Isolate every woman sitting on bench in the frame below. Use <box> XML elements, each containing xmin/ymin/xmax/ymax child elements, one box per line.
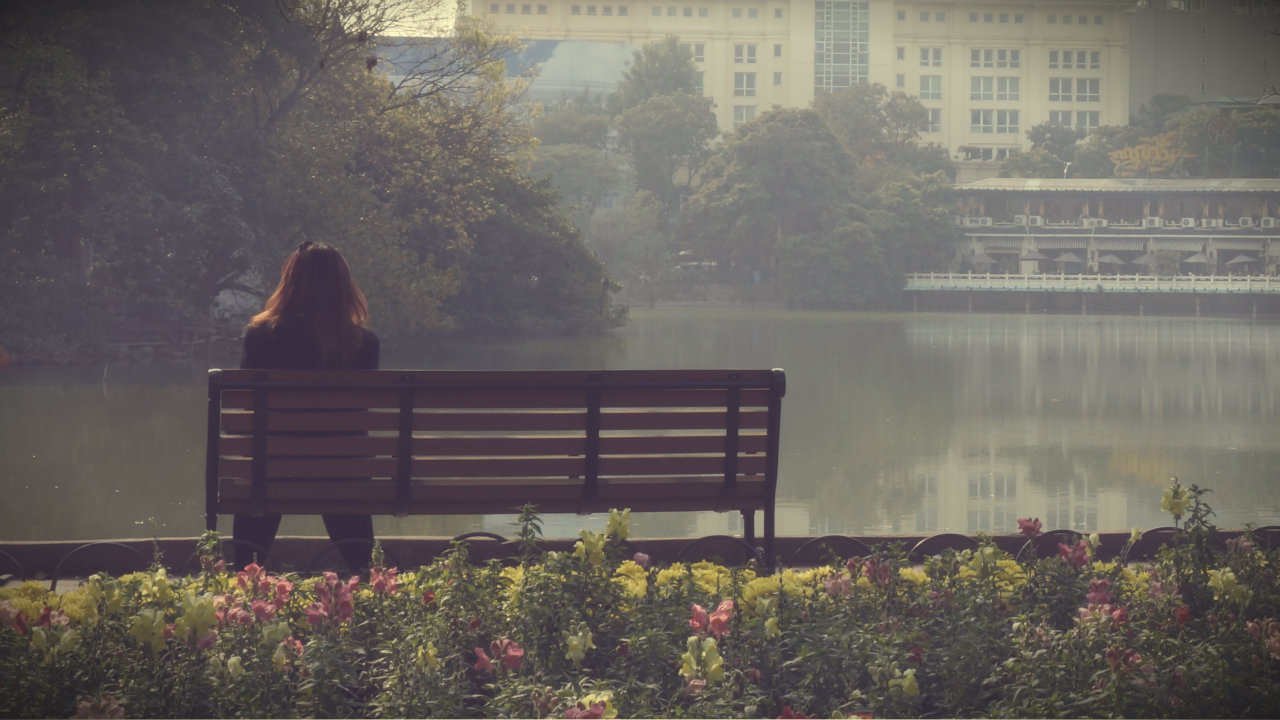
<box><xmin>233</xmin><ymin>241</ymin><xmax>380</xmax><ymax>572</ymax></box>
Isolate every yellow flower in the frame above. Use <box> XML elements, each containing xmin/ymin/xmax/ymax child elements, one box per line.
<box><xmin>57</xmin><ymin>589</ymin><xmax>99</xmax><ymax>627</ymax></box>
<box><xmin>740</xmin><ymin>576</ymin><xmax>783</xmax><ymax>617</ymax></box>
<box><xmin>690</xmin><ymin>561</ymin><xmax>730</xmax><ymax>595</ymax></box>
<box><xmin>606</xmin><ymin>508</ymin><xmax>631</xmax><ymax>541</ymax></box>
<box><xmin>129</xmin><ymin>608</ymin><xmax>168</xmax><ymax>654</ymax></box>
<box><xmin>500</xmin><ymin>565</ymin><xmax>525</xmax><ymax>599</ymax></box>
<box><xmin>1208</xmin><ymin>568</ymin><xmax>1253</xmax><ymax>606</ymax></box>
<box><xmin>678</xmin><ymin>635</ymin><xmax>700</xmax><ymax>680</ymax></box>
<box><xmin>416</xmin><ymin>642</ymin><xmax>440</xmax><ymax>672</ymax></box>
<box><xmin>701</xmin><ymin>637</ymin><xmax>724</xmax><ymax>684</ymax></box>
<box><xmin>577</xmin><ymin>692</ymin><xmax>618</xmax><ymax>718</ymax></box>
<box><xmin>656</xmin><ymin>563</ymin><xmax>688</xmax><ymax>587</ymax></box>
<box><xmin>565</xmin><ymin>626</ymin><xmax>595</xmax><ymax>664</ymax></box>
<box><xmin>892</xmin><ymin>667</ymin><xmax>920</xmax><ymax>697</ymax></box>
<box><xmin>898</xmin><ymin>566</ymin><xmax>929</xmax><ymax>586</ymax></box>
<box><xmin>613</xmin><ymin>560</ymin><xmax>648</xmax><ymax>598</ymax></box>
<box><xmin>573</xmin><ymin>530</ymin><xmax>606</xmax><ymax>566</ymax></box>
<box><xmin>226</xmin><ymin>655</ymin><xmax>245</xmax><ymax>679</ymax></box>
<box><xmin>764</xmin><ymin>615</ymin><xmax>780</xmax><ymax>638</ymax></box>
<box><xmin>1162</xmin><ymin>482</ymin><xmax>1191</xmax><ymax>520</ymax></box>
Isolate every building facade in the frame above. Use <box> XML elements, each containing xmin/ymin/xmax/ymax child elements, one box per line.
<box><xmin>470</xmin><ymin>0</ymin><xmax>1134</xmax><ymax>178</ymax></box>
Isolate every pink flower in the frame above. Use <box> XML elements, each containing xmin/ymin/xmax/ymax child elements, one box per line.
<box><xmin>370</xmin><ymin>566</ymin><xmax>399</xmax><ymax>595</ymax></box>
<box><xmin>492</xmin><ymin>637</ymin><xmax>524</xmax><ymax>670</ymax></box>
<box><xmin>1174</xmin><ymin>605</ymin><xmax>1192</xmax><ymax>626</ymax></box>
<box><xmin>632</xmin><ymin>552</ymin><xmax>650</xmax><ymax>568</ymax></box>
<box><xmin>1017</xmin><ymin>517</ymin><xmax>1043</xmax><ymax>538</ymax></box>
<box><xmin>305</xmin><ymin>604</ymin><xmax>329</xmax><ymax>627</ymax></box>
<box><xmin>824</xmin><ymin>575</ymin><xmax>853</xmax><ymax>598</ymax></box>
<box><xmin>474</xmin><ymin>647</ymin><xmax>494</xmax><ymax>673</ymax></box>
<box><xmin>1086</xmin><ymin>579</ymin><xmax>1113</xmax><ymax>606</ymax></box>
<box><xmin>251</xmin><ymin>599</ymin><xmax>277</xmax><ymax>622</ymax></box>
<box><xmin>1058</xmin><ymin>539</ymin><xmax>1090</xmax><ymax>569</ymax></box>
<box><xmin>708</xmin><ymin>600</ymin><xmax>734</xmax><ymax>637</ymax></box>
<box><xmin>1110</xmin><ymin>605</ymin><xmax>1129</xmax><ymax>625</ymax></box>
<box><xmin>227</xmin><ymin>606</ymin><xmax>254</xmax><ymax>626</ymax></box>
<box><xmin>689</xmin><ymin>603</ymin><xmax>709</xmax><ymax>634</ymax></box>
<box><xmin>237</xmin><ymin>563</ymin><xmax>264</xmax><ymax>594</ymax></box>
<box><xmin>273</xmin><ymin>578</ymin><xmax>293</xmax><ymax>606</ymax></box>
<box><xmin>778</xmin><ymin>707</ymin><xmax>815</xmax><ymax>719</ymax></box>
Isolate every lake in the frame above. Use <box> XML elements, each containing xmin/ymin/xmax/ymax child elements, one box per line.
<box><xmin>2</xmin><ymin>306</ymin><xmax>1278</xmax><ymax>542</ymax></box>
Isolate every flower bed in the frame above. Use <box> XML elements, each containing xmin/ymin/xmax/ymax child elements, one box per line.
<box><xmin>3</xmin><ymin>483</ymin><xmax>1279</xmax><ymax>718</ymax></box>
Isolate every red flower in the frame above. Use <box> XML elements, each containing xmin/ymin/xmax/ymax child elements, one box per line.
<box><xmin>1174</xmin><ymin>605</ymin><xmax>1192</xmax><ymax>626</ymax></box>
<box><xmin>708</xmin><ymin>600</ymin><xmax>734</xmax><ymax>637</ymax></box>
<box><xmin>689</xmin><ymin>603</ymin><xmax>709</xmax><ymax>634</ymax></box>
<box><xmin>566</xmin><ymin>701</ymin><xmax>607</xmax><ymax>718</ymax></box>
<box><xmin>370</xmin><ymin>566</ymin><xmax>399</xmax><ymax>595</ymax></box>
<box><xmin>493</xmin><ymin>637</ymin><xmax>524</xmax><ymax>671</ymax></box>
<box><xmin>473</xmin><ymin>646</ymin><xmax>494</xmax><ymax>674</ymax></box>
<box><xmin>778</xmin><ymin>706</ymin><xmax>814</xmax><ymax>719</ymax></box>
<box><xmin>1017</xmin><ymin>517</ymin><xmax>1043</xmax><ymax>538</ymax></box>
<box><xmin>1086</xmin><ymin>579</ymin><xmax>1113</xmax><ymax>606</ymax></box>
<box><xmin>422</xmin><ymin>590</ymin><xmax>436</xmax><ymax>606</ymax></box>
<box><xmin>1058</xmin><ymin>539</ymin><xmax>1090</xmax><ymax>569</ymax></box>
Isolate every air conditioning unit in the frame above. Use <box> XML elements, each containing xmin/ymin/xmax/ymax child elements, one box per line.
<box><xmin>1181</xmin><ymin>218</ymin><xmax>1197</xmax><ymax>228</ymax></box>
<box><xmin>1239</xmin><ymin>217</ymin><xmax>1255</xmax><ymax>228</ymax></box>
<box><xmin>978</xmin><ymin>216</ymin><xmax>993</xmax><ymax>227</ymax></box>
<box><xmin>1261</xmin><ymin>217</ymin><xmax>1278</xmax><ymax>228</ymax></box>
<box><xmin>965</xmin><ymin>216</ymin><xmax>992</xmax><ymax>227</ymax></box>
<box><xmin>1143</xmin><ymin>216</ymin><xmax>1162</xmax><ymax>228</ymax></box>
<box><xmin>1201</xmin><ymin>218</ymin><xmax>1223</xmax><ymax>228</ymax></box>
<box><xmin>1014</xmin><ymin>214</ymin><xmax>1028</xmax><ymax>226</ymax></box>
<box><xmin>1028</xmin><ymin>215</ymin><xmax>1044</xmax><ymax>227</ymax></box>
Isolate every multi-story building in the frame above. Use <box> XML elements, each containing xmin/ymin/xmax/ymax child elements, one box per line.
<box><xmin>470</xmin><ymin>0</ymin><xmax>1134</xmax><ymax>179</ymax></box>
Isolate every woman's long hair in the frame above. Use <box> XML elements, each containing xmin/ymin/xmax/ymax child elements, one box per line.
<box><xmin>251</xmin><ymin>242</ymin><xmax>369</xmax><ymax>366</ymax></box>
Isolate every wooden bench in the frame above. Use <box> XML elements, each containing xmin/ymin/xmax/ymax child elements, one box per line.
<box><xmin>206</xmin><ymin>368</ymin><xmax>787</xmax><ymax>565</ymax></box>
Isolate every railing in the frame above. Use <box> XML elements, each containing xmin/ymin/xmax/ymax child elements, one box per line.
<box><xmin>904</xmin><ymin>273</ymin><xmax>1280</xmax><ymax>294</ymax></box>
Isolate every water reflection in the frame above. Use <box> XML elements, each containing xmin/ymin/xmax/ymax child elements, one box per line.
<box><xmin>1</xmin><ymin>310</ymin><xmax>1277</xmax><ymax>542</ymax></box>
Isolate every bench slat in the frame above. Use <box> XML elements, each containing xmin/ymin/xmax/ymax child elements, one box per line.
<box><xmin>220</xmin><ymin>409</ymin><xmax>770</xmax><ymax>434</ymax></box>
<box><xmin>218</xmin><ymin>454</ymin><xmax>768</xmax><ymax>480</ymax></box>
<box><xmin>217</xmin><ymin>432</ymin><xmax>769</xmax><ymax>458</ymax></box>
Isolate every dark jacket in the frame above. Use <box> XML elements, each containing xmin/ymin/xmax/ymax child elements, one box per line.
<box><xmin>240</xmin><ymin>316</ymin><xmax>379</xmax><ymax>370</ymax></box>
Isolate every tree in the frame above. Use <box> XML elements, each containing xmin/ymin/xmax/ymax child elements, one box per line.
<box><xmin>813</xmin><ymin>84</ymin><xmax>927</xmax><ymax>164</ymax></box>
<box><xmin>608</xmin><ymin>35</ymin><xmax>697</xmax><ymax>113</ymax></box>
<box><xmin>1073</xmin><ymin>125</ymin><xmax>1142</xmax><ymax>178</ymax></box>
<box><xmin>530</xmin><ymin>143</ymin><xmax>624</xmax><ymax>229</ymax></box>
<box><xmin>614</xmin><ymin>92</ymin><xmax>719</xmax><ymax>209</ymax></box>
<box><xmin>681</xmin><ymin>108</ymin><xmax>855</xmax><ymax>286</ymax></box>
<box><xmin>530</xmin><ymin>92</ymin><xmax>611</xmax><ymax>149</ymax></box>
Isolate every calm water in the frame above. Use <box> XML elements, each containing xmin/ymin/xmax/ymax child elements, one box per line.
<box><xmin>2</xmin><ymin>307</ymin><xmax>1278</xmax><ymax>542</ymax></box>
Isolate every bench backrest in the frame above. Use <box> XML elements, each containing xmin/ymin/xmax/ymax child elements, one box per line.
<box><xmin>206</xmin><ymin>368</ymin><xmax>786</xmax><ymax>526</ymax></box>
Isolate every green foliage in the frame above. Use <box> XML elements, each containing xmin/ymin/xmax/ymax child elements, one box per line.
<box><xmin>5</xmin><ymin>486</ymin><xmax>1280</xmax><ymax>717</ymax></box>
<box><xmin>615</xmin><ymin>92</ymin><xmax>719</xmax><ymax>209</ymax></box>
<box><xmin>609</xmin><ymin>36</ymin><xmax>699</xmax><ymax>114</ymax></box>
<box><xmin>0</xmin><ymin>0</ymin><xmax>619</xmax><ymax>361</ymax></box>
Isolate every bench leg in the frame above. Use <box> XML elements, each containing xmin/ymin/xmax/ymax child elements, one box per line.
<box><xmin>763</xmin><ymin>504</ymin><xmax>775</xmax><ymax>569</ymax></box>
<box><xmin>742</xmin><ymin>509</ymin><xmax>755</xmax><ymax>546</ymax></box>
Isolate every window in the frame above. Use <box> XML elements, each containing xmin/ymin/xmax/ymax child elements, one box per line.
<box><xmin>896</xmin><ymin>73</ymin><xmax>905</xmax><ymax>88</ymax></box>
<box><xmin>999</xmin><ymin>13</ymin><xmax>1008</xmax><ymax>22</ymax></box>
<box><xmin>521</xmin><ymin>3</ymin><xmax>531</xmax><ymax>12</ymax></box>
<box><xmin>699</xmin><ymin>7</ymin><xmax>708</xmax><ymax>17</ymax></box>
<box><xmin>971</xmin><ymin>109</ymin><xmax>993</xmax><ymax>133</ymax></box>
<box><xmin>972</xmin><ymin>49</ymin><xmax>1018</xmax><ymax>69</ymax></box>
<box><xmin>1094</xmin><ymin>15</ymin><xmax>1103</xmax><ymax>24</ymax></box>
<box><xmin>1077</xmin><ymin>111</ymin><xmax>1100</xmax><ymax>133</ymax></box>
<box><xmin>1048</xmin><ymin>14</ymin><xmax>1056</xmax><ymax>23</ymax></box>
<box><xmin>748</xmin><ymin>8</ymin><xmax>757</xmax><ymax>17</ymax></box>
<box><xmin>920</xmin><ymin>75</ymin><xmax>942</xmax><ymax>100</ymax></box>
<box><xmin>774</xmin><ymin>8</ymin><xmax>782</xmax><ymax>18</ymax></box>
<box><xmin>692</xmin><ymin>71</ymin><xmax>703</xmax><ymax>94</ymax></box>
<box><xmin>920</xmin><ymin>11</ymin><xmax>929</xmax><ymax>21</ymax></box>
<box><xmin>971</xmin><ymin>49</ymin><xmax>993</xmax><ymax>68</ymax></box>
<box><xmin>897</xmin><ymin>9</ymin><xmax>906</xmax><ymax>20</ymax></box>
<box><xmin>489</xmin><ymin>2</ymin><xmax>499</xmax><ymax>12</ymax></box>
<box><xmin>1063</xmin><ymin>13</ymin><xmax>1072</xmax><ymax>23</ymax></box>
<box><xmin>1014</xmin><ymin>13</ymin><xmax>1023</xmax><ymax>22</ymax></box>
<box><xmin>734</xmin><ymin>44</ymin><xmax>756</xmax><ymax>63</ymax></box>
<box><xmin>774</xmin><ymin>44</ymin><xmax>783</xmax><ymax>57</ymax></box>
<box><xmin>652</xmin><ymin>6</ymin><xmax>661</xmax><ymax>15</ymax></box>
<box><xmin>775</xmin><ymin>71</ymin><xmax>784</xmax><ymax>86</ymax></box>
<box><xmin>733</xmin><ymin>105</ymin><xmax>755</xmax><ymax>129</ymax></box>
<box><xmin>1049</xmin><ymin>78</ymin><xmax>1072</xmax><ymax>102</ymax></box>
<box><xmin>971</xmin><ymin>76</ymin><xmax>993</xmax><ymax>101</ymax></box>
<box><xmin>997</xmin><ymin>109</ymin><xmax>1019</xmax><ymax>134</ymax></box>
<box><xmin>984</xmin><ymin>12</ymin><xmax>993</xmax><ymax>22</ymax></box>
<box><xmin>1077</xmin><ymin>78</ymin><xmax>1100</xmax><ymax>102</ymax></box>
<box><xmin>923</xmin><ymin>108</ymin><xmax>942</xmax><ymax>133</ymax></box>
<box><xmin>692</xmin><ymin>43</ymin><xmax>704</xmax><ymax>62</ymax></box>
<box><xmin>1079</xmin><ymin>15</ymin><xmax>1088</xmax><ymax>24</ymax></box>
<box><xmin>571</xmin><ymin>4</ymin><xmax>581</xmax><ymax>13</ymax></box>
<box><xmin>1090</xmin><ymin>51</ymin><xmax>1101</xmax><ymax>69</ymax></box>
<box><xmin>537</xmin><ymin>3</ymin><xmax>548</xmax><ymax>12</ymax></box>
<box><xmin>618</xmin><ymin>5</ymin><xmax>627</xmax><ymax>14</ymax></box>
<box><xmin>1076</xmin><ymin>51</ymin><xmax>1088</xmax><ymax>68</ymax></box>
<box><xmin>683</xmin><ymin>6</ymin><xmax>691</xmax><ymax>16</ymax></box>
<box><xmin>603</xmin><ymin>5</ymin><xmax>612</xmax><ymax>14</ymax></box>
<box><xmin>936</xmin><ymin>12</ymin><xmax>945</xmax><ymax>21</ymax></box>
<box><xmin>734</xmin><ymin>72</ymin><xmax>756</xmax><ymax>97</ymax></box>
<box><xmin>506</xmin><ymin>3</ymin><xmax>516</xmax><ymax>11</ymax></box>
<box><xmin>921</xmin><ymin>47</ymin><xmax>941</xmax><ymax>66</ymax></box>
<box><xmin>897</xmin><ymin>46</ymin><xmax>905</xmax><ymax>60</ymax></box>
<box><xmin>999</xmin><ymin>49</ymin><xmax>1020</xmax><ymax>68</ymax></box>
<box><xmin>1049</xmin><ymin>110</ymin><xmax>1072</xmax><ymax>127</ymax></box>
<box><xmin>969</xmin><ymin>12</ymin><xmax>978</xmax><ymax>22</ymax></box>
<box><xmin>997</xmin><ymin>77</ymin><xmax>1020</xmax><ymax>101</ymax></box>
<box><xmin>667</xmin><ymin>6</ymin><xmax>676</xmax><ymax>15</ymax></box>
<box><xmin>586</xmin><ymin>5</ymin><xmax>596</xmax><ymax>14</ymax></box>
<box><xmin>732</xmin><ymin>7</ymin><xmax>741</xmax><ymax>18</ymax></box>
